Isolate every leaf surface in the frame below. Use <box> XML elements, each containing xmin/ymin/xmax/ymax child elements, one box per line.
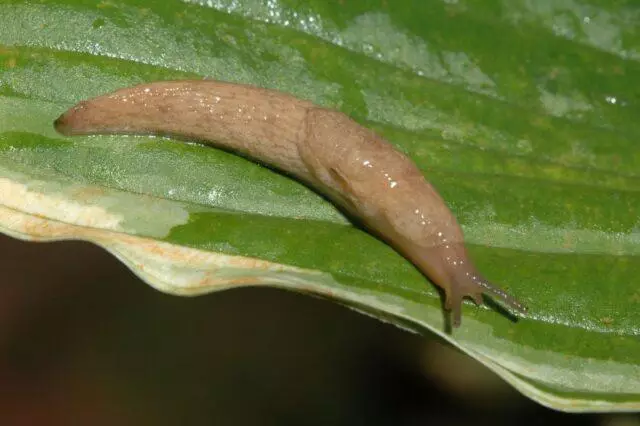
<box><xmin>0</xmin><ymin>0</ymin><xmax>638</xmax><ymax>411</ymax></box>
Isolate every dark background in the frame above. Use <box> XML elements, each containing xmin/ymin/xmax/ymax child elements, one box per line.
<box><xmin>0</xmin><ymin>234</ymin><xmax>635</xmax><ymax>426</ymax></box>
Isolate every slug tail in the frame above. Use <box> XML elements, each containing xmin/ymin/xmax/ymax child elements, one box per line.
<box><xmin>53</xmin><ymin>100</ymin><xmax>124</xmax><ymax>136</ymax></box>
<box><xmin>53</xmin><ymin>106</ymin><xmax>80</xmax><ymax>135</ymax></box>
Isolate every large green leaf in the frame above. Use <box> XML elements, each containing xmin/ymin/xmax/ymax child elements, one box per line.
<box><xmin>0</xmin><ymin>0</ymin><xmax>638</xmax><ymax>412</ymax></box>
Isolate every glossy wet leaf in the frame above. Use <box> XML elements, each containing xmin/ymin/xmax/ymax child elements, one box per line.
<box><xmin>0</xmin><ymin>0</ymin><xmax>638</xmax><ymax>412</ymax></box>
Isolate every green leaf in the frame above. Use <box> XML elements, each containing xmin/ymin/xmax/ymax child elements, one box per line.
<box><xmin>0</xmin><ymin>0</ymin><xmax>639</xmax><ymax>412</ymax></box>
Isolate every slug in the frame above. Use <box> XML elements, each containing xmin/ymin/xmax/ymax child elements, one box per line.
<box><xmin>53</xmin><ymin>80</ymin><xmax>526</xmax><ymax>327</ymax></box>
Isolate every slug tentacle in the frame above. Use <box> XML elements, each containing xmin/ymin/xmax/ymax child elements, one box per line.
<box><xmin>410</xmin><ymin>242</ymin><xmax>526</xmax><ymax>327</ymax></box>
<box><xmin>53</xmin><ymin>80</ymin><xmax>527</xmax><ymax>328</ymax></box>
<box><xmin>448</xmin><ymin>262</ymin><xmax>527</xmax><ymax>327</ymax></box>
<box><xmin>473</xmin><ymin>275</ymin><xmax>528</xmax><ymax>314</ymax></box>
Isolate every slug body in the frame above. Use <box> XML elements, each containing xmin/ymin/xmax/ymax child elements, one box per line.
<box><xmin>54</xmin><ymin>80</ymin><xmax>526</xmax><ymax>326</ymax></box>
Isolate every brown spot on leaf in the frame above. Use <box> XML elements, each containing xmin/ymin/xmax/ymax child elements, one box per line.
<box><xmin>600</xmin><ymin>317</ymin><xmax>614</xmax><ymax>326</ymax></box>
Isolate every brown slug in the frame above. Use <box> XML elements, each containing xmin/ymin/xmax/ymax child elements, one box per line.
<box><xmin>53</xmin><ymin>80</ymin><xmax>527</xmax><ymax>327</ymax></box>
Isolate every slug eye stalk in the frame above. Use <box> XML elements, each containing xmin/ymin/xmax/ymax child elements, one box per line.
<box><xmin>410</xmin><ymin>243</ymin><xmax>526</xmax><ymax>327</ymax></box>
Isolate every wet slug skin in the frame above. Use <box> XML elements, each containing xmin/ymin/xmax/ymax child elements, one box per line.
<box><xmin>54</xmin><ymin>80</ymin><xmax>527</xmax><ymax>327</ymax></box>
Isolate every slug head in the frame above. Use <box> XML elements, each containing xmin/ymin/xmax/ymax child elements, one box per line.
<box><xmin>415</xmin><ymin>243</ymin><xmax>527</xmax><ymax>327</ymax></box>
